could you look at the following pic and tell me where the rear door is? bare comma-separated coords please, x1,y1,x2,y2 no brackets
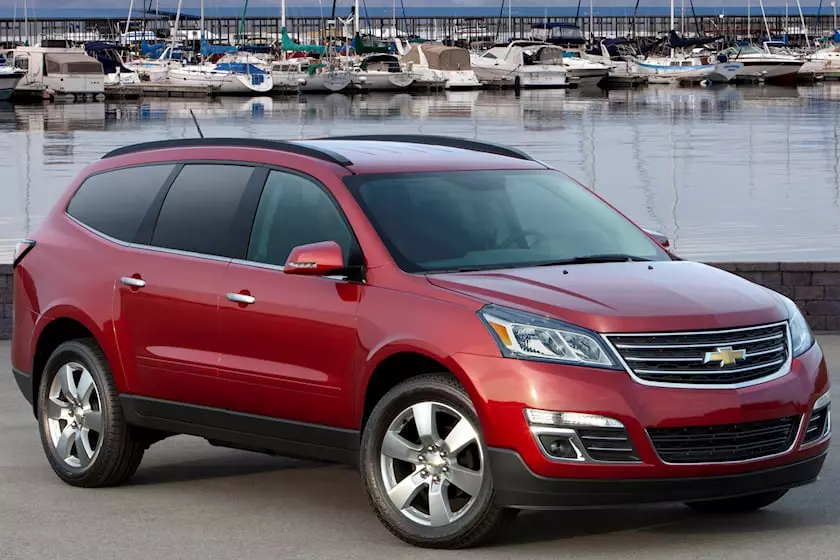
114,163,261,408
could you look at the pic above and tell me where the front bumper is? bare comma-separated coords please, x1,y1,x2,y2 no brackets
454,341,830,485
490,448,827,509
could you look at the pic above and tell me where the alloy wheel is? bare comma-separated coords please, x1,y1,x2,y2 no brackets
45,362,103,469
379,401,485,527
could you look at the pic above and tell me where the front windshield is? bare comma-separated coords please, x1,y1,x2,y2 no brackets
346,170,671,273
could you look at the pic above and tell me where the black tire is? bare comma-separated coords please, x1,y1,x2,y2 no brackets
360,374,517,549
37,339,145,488
685,490,789,514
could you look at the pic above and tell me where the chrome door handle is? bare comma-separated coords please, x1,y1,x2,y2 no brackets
226,293,256,305
120,276,146,288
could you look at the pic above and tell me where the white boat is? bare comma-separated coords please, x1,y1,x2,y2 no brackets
271,58,354,93
470,41,568,89
723,44,805,83
541,47,611,86
2,45,105,100
123,47,183,83
630,54,743,84
168,61,274,94
351,54,416,91
399,42,482,89
0,66,24,101
801,45,840,79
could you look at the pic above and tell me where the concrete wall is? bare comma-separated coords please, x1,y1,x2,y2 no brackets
0,265,11,340
0,262,838,341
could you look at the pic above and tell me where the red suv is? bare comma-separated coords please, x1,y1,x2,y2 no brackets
11,136,829,549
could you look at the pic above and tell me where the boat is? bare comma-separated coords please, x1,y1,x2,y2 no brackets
168,61,274,94
399,42,482,89
0,66,24,101
802,45,840,79
629,54,743,84
470,41,568,89
351,54,417,91
84,42,142,86
271,58,355,93
2,43,105,101
723,44,805,83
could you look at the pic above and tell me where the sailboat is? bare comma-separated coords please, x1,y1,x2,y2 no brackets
271,0,353,93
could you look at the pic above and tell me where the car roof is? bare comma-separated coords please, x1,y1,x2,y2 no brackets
100,136,547,174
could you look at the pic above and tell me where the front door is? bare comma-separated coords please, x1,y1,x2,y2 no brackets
216,169,362,428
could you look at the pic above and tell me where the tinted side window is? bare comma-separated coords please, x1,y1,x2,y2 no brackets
67,164,175,243
151,164,253,258
247,171,352,267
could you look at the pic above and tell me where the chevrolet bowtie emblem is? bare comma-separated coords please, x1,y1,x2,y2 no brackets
704,346,747,367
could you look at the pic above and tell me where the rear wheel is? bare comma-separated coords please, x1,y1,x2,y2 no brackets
37,339,145,488
685,490,789,514
360,374,516,549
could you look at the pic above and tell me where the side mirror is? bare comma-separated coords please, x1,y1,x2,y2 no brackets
283,241,345,276
643,228,670,248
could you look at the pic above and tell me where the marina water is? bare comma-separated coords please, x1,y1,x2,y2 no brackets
1,83,839,263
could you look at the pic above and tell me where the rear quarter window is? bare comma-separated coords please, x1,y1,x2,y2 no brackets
66,164,176,243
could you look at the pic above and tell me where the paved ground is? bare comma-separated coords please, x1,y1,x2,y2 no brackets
2,339,839,560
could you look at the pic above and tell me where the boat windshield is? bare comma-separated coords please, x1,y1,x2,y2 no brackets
345,170,671,273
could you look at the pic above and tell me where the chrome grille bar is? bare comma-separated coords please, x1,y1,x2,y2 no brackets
603,322,790,388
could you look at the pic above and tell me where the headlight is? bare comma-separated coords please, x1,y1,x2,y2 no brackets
780,295,814,357
479,305,619,369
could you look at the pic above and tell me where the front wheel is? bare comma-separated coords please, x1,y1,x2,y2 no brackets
685,490,789,514
360,374,516,549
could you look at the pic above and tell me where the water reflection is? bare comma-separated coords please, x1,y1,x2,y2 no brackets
2,83,840,263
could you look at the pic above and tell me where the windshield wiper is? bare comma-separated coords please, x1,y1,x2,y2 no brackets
534,254,654,267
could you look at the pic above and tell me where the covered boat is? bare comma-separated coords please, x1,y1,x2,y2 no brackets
401,43,481,89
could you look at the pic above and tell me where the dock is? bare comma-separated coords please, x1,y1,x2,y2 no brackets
105,83,221,100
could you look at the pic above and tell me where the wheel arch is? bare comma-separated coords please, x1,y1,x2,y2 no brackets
357,342,485,432
30,307,123,416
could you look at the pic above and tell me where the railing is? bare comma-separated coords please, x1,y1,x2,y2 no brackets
0,15,836,48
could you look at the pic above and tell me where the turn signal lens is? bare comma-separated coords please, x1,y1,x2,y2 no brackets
13,239,36,268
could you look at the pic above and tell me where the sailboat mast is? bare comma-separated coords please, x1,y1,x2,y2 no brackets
758,0,771,44
795,0,809,44
125,0,135,43
355,0,360,37
281,0,286,30
589,0,593,41
171,0,183,59
200,0,205,40
509,0,513,39
670,0,674,31
239,0,249,45
23,0,28,45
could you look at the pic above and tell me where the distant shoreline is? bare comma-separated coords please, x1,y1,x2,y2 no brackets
0,6,836,19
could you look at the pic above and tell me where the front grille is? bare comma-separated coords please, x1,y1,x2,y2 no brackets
605,323,789,386
577,427,640,462
648,416,799,464
803,407,830,444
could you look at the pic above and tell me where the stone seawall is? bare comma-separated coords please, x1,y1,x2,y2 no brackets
0,262,838,340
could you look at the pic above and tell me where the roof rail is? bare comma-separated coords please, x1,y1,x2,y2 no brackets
316,134,534,161
101,138,354,167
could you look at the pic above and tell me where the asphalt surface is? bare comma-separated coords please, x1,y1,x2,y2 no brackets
2,338,840,560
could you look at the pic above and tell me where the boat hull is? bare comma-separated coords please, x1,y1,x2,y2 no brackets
633,61,742,83
732,61,804,83
0,73,23,100
353,71,416,91
169,69,274,94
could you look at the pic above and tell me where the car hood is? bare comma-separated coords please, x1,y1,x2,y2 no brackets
426,261,787,333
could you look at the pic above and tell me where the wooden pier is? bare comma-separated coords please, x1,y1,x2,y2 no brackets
105,83,221,99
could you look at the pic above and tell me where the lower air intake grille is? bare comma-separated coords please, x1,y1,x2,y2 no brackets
577,427,639,462
803,407,829,444
647,416,799,464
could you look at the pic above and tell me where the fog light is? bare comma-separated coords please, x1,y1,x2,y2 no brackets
814,390,831,411
525,409,624,429
537,434,579,459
